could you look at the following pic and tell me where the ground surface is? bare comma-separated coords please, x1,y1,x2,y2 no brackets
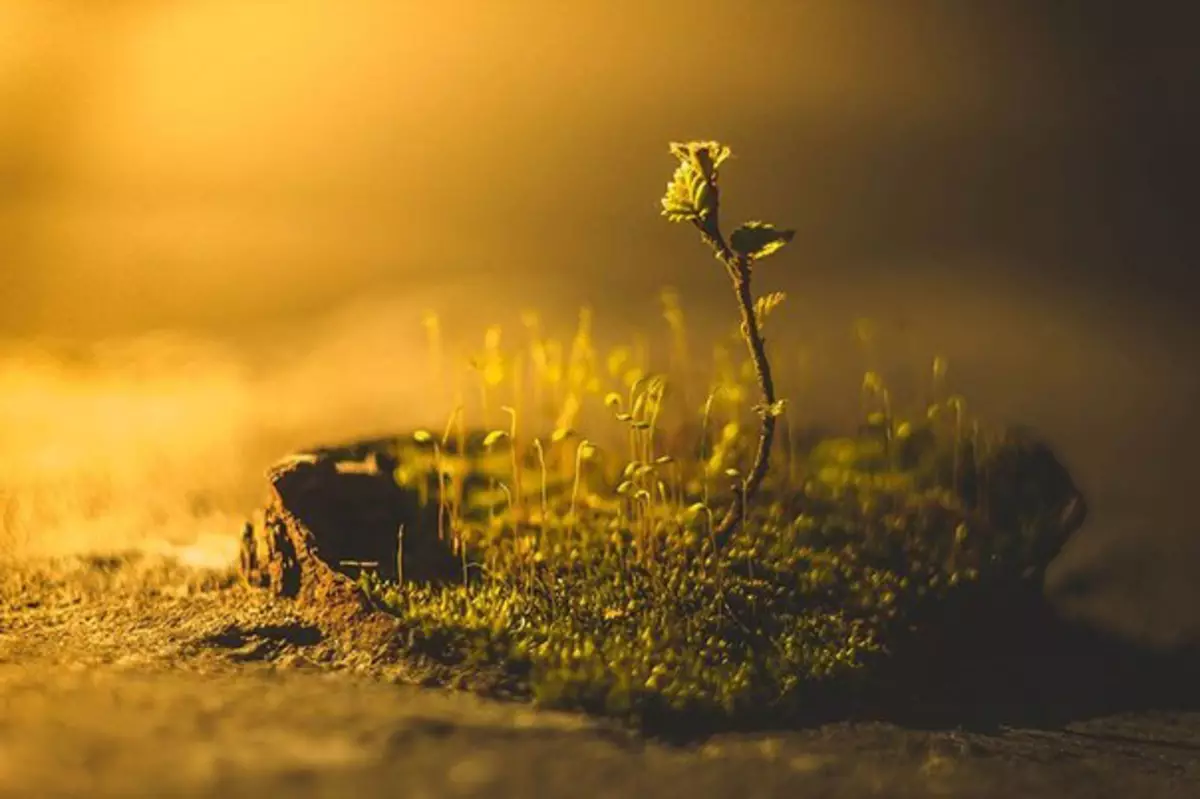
1,556,1197,798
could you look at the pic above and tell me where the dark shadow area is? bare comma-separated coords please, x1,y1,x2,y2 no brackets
863,584,1200,730
638,588,1200,746
380,715,645,755
271,437,463,588
199,622,324,662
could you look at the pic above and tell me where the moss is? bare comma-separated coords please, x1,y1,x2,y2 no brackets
343,141,1086,731
357,413,1082,730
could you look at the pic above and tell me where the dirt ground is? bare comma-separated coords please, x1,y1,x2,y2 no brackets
0,555,1196,799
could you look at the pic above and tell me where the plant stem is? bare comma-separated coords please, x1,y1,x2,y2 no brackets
698,226,777,550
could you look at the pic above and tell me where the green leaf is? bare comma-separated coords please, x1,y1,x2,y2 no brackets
753,291,787,328
661,141,733,223
753,398,788,418
730,221,795,260
668,140,732,179
660,161,715,223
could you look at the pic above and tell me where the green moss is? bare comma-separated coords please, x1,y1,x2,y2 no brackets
349,142,1084,731
359,417,1080,729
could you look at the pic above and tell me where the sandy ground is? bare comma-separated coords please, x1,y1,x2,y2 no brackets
0,556,1197,799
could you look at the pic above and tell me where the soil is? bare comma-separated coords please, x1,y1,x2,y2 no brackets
1,554,1197,798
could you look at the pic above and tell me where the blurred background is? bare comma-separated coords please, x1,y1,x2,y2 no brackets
0,1,1196,646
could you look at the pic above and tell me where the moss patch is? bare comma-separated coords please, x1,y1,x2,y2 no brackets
355,421,1084,732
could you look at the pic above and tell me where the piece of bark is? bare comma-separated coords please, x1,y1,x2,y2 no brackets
239,444,464,654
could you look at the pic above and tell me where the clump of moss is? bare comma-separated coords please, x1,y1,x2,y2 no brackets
364,521,886,726
353,142,1084,731
363,416,1079,729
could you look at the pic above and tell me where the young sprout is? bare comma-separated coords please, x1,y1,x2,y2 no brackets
482,429,511,526
661,139,793,548
568,439,598,543
500,405,523,521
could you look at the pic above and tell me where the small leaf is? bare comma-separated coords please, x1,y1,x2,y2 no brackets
730,221,795,260
669,140,732,179
753,399,788,418
413,430,434,444
753,291,787,328
660,141,730,224
660,162,712,223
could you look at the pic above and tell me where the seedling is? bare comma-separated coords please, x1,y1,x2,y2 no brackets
660,140,793,548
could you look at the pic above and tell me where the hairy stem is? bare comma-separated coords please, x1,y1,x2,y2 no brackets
697,222,778,550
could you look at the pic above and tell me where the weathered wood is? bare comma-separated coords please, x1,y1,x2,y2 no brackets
239,442,463,653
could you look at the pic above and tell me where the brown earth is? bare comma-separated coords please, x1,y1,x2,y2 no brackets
1,554,1197,799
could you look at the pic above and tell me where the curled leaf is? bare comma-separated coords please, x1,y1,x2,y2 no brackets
660,161,712,223
660,141,731,223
